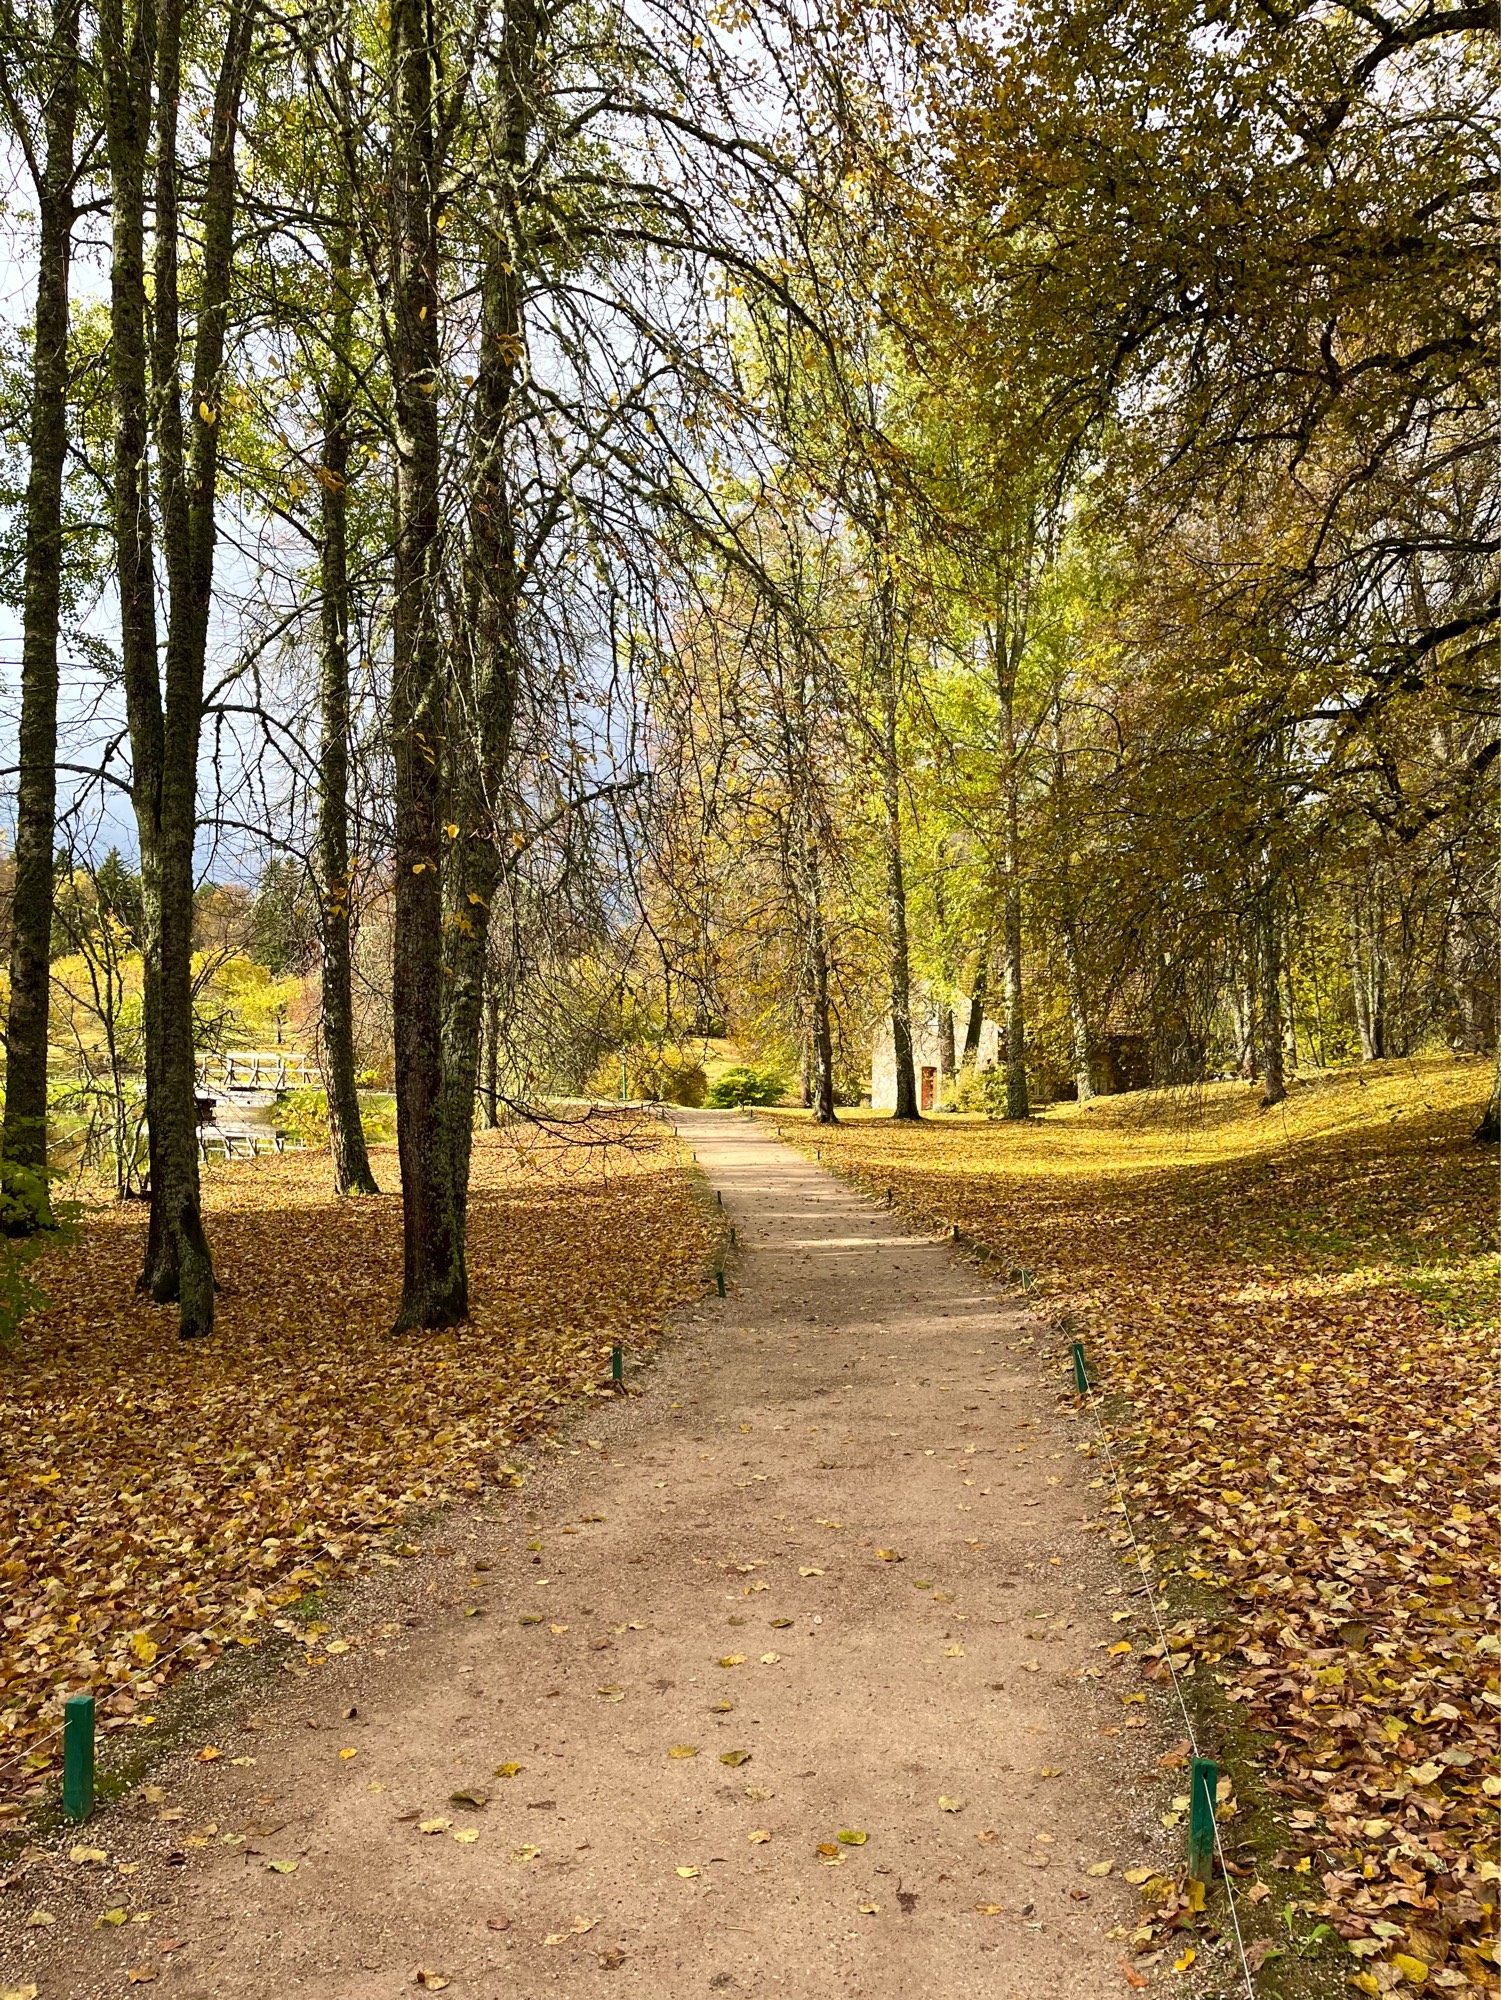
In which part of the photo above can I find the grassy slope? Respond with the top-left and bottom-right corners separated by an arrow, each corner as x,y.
771,1059 -> 1498,1996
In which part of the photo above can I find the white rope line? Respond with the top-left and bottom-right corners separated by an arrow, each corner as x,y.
1077,1366 -> 1258,1998
0,1624 -> 257,1791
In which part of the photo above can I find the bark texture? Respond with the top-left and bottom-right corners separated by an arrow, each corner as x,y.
317,231 -> 379,1197
2,0 -> 81,1181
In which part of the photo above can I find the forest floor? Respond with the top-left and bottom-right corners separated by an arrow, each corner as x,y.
3,1112 -> 1218,2000
768,1057 -> 1498,2000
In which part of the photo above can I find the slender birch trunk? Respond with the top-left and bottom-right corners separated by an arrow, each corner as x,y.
317,226 -> 379,1196
877,606 -> 918,1119
3,0 -> 81,1181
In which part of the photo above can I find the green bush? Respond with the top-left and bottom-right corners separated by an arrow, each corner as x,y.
0,1159 -> 52,1236
707,1065 -> 785,1108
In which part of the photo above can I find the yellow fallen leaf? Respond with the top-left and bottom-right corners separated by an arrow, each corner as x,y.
1186,1878 -> 1206,1912
452,1829 -> 480,1844
101,1907 -> 129,1926
509,1844 -> 540,1863
876,1549 -> 903,1562
126,1974 -> 157,1988
747,1828 -> 771,1843
1040,1766 -> 1063,1778
494,1762 -> 523,1777
339,1747 -> 358,1760
720,1749 -> 752,1766
837,1828 -> 868,1845
975,1903 -> 1004,1916
859,1902 -> 881,1915
675,1865 -> 700,1878
943,1644 -> 965,1658
717,1655 -> 745,1668
195,1745 -> 222,1761
3,1984 -> 40,2000
418,1818 -> 452,1834
938,1796 -> 964,1812
760,1651 -> 781,1664
266,1860 -> 298,1874
70,1846 -> 108,1865
24,1909 -> 56,1926
1391,1956 -> 1429,1984
799,1567 -> 824,1577
1123,1866 -> 1154,1885
1173,1948 -> 1196,1972
130,1632 -> 157,1665
669,1744 -> 699,1758
1087,1860 -> 1114,1876
414,1973 -> 450,1992
1108,1641 -> 1132,1656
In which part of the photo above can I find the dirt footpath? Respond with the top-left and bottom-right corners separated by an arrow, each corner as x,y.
14,1110 -> 1178,1999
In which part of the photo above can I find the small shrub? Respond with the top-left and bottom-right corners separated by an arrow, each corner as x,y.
707,1065 -> 785,1108
0,1159 -> 52,1237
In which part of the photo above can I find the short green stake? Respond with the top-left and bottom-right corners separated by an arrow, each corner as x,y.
1187,1756 -> 1218,1885
1071,1341 -> 1090,1396
716,1269 -> 726,1297
729,1225 -> 737,1246
611,1344 -> 623,1387
63,1693 -> 95,1822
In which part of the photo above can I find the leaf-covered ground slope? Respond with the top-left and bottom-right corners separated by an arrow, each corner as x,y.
0,1120 -> 714,1806
774,1060 -> 1498,1995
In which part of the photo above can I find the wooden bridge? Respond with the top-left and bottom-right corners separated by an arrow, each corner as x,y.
195,1051 -> 323,1092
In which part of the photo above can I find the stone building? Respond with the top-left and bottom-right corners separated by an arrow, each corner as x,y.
869,985 -> 1000,1111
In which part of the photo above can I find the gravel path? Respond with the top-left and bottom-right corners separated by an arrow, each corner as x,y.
14,1110 -> 1171,1999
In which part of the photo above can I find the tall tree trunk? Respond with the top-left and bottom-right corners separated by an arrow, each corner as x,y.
961,952 -> 988,1068
435,0 -> 536,1266
1256,893 -> 1286,1108
807,896 -> 836,1125
317,227 -> 378,1196
878,622 -> 918,1120
995,631 -> 1028,1120
1062,910 -> 1093,1101
479,967 -> 500,1128
105,0 -> 255,1334
1350,866 -> 1386,1061
388,0 -> 461,1332
3,0 -> 81,1182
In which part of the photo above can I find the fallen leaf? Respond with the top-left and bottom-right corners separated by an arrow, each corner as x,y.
876,1549 -> 903,1562
1173,1948 -> 1195,1972
938,1796 -> 964,1812
494,1763 -> 523,1778
266,1860 -> 298,1874
717,1656 -> 745,1668
413,1972 -> 450,1992
837,1829 -> 868,1845
720,1749 -> 752,1766
70,1847 -> 109,1865
1087,1860 -> 1114,1876
195,1746 -> 221,1762
668,1745 -> 699,1759
747,1828 -> 771,1843
1119,1959 -> 1149,1990
418,1818 -> 452,1834
450,1789 -> 488,1807
675,1865 -> 700,1878
452,1829 -> 480,1844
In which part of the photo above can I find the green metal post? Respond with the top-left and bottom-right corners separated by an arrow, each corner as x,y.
63,1693 -> 95,1822
611,1344 -> 623,1386
1187,1756 -> 1218,1884
716,1269 -> 726,1297
1071,1341 -> 1090,1396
